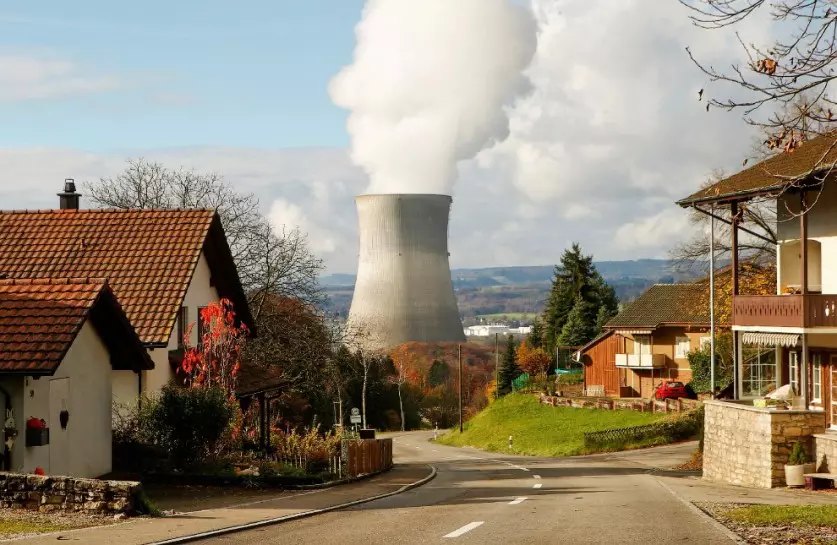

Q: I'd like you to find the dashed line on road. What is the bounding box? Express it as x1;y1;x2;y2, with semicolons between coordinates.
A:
443;521;484;538
509;497;528;505
533;484;542;489
415;446;421;450
533;475;541;479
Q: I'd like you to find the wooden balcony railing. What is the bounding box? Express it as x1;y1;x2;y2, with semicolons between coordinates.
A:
733;294;837;328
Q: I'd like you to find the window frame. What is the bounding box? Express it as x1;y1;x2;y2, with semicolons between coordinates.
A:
674;336;690;359
633;335;651;356
177;307;188;349
812;353;823;402
789;351;800;396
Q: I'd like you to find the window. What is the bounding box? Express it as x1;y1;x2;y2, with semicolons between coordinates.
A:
675;336;690;359
633;335;651;356
813;353;823;402
789;351;800;395
177;307;188;348
699;336;712;350
743;348;777;397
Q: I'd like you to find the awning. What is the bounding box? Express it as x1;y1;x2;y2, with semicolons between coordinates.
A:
742;332;800;347
614;329;653;335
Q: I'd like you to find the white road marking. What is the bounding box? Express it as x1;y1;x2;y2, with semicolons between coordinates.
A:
533;475;541;479
533;484;542;489
415;446;421;450
509;497;528;505
432;449;439;452
443;522;485;538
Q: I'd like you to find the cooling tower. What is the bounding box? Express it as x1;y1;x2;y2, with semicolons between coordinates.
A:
347;194;465;351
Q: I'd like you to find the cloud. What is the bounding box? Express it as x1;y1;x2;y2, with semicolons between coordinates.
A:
0;53;122;101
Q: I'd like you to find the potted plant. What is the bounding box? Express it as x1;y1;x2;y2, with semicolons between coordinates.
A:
785;441;815;487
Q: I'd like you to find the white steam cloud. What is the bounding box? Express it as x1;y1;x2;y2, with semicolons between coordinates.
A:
330;0;537;195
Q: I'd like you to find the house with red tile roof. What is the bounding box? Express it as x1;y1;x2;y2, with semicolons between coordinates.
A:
0;182;255;410
0;278;151;477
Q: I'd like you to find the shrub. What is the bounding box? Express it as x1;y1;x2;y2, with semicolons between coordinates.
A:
788;441;810;465
154;385;236;468
687;346;732;394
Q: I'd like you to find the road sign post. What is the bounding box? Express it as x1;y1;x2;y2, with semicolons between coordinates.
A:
350;407;362;425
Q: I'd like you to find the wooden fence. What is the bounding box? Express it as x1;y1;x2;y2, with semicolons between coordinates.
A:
346;438;393;478
539;394;701;414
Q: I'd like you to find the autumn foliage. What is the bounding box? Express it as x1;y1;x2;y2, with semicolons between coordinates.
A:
516;341;552;377
180;298;249;397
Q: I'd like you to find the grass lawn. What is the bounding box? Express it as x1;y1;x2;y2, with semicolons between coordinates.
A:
0;520;71;537
437;394;670;457
725;505;837;527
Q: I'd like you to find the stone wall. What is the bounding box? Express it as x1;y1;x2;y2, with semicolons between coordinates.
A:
814;434;837;473
703;400;826;488
0;473;141;513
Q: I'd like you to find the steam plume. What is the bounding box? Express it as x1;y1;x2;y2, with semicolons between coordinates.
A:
330;0;537;195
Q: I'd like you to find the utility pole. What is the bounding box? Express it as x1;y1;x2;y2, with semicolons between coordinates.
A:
494;333;499;399
458;344;463;433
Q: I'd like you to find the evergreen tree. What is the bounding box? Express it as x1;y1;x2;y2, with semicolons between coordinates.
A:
528;319;544;349
542;243;619;354
558;297;596;347
498;335;521;396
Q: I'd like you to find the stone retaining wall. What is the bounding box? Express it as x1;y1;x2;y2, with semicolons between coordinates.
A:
814;434;837;473
539;394;700;413
0;473;141;513
703;400;826;488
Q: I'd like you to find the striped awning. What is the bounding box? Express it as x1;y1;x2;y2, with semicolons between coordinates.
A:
742;332;800;347
614;329;653;335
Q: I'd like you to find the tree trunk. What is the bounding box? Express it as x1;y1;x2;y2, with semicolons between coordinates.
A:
398;382;405;432
362;362;368;429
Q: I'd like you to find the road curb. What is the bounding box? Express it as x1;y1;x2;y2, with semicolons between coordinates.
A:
148;464;438;545
652;476;747;545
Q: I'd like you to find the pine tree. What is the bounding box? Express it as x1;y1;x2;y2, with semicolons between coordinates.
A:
427;359;450;387
498;335;521;396
542;243;618;356
528;319;544;349
557;297;595;347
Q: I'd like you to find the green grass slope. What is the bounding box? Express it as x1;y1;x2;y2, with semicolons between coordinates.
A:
437;394;669;457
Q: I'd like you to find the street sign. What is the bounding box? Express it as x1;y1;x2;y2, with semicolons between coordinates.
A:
350;414;362;424
350;407;360;416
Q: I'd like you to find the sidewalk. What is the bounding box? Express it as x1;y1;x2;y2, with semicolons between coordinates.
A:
17;464;434;545
656;473;837;506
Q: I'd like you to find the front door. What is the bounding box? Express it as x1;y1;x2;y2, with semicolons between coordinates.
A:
48;378;70;476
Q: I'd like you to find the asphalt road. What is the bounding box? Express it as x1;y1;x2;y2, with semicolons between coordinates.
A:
198;432;734;544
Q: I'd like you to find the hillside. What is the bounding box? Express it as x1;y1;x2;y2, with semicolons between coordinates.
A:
320;259;695;319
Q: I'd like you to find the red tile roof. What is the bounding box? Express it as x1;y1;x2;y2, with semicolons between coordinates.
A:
0;278;151;374
678;131;837;206
0;208;253;345
605;284;710;329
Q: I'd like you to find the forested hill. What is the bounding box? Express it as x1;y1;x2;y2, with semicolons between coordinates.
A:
321;259;696;320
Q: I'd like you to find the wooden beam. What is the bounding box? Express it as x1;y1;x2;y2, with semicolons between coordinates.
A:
730;202;739;296
800;191;809;295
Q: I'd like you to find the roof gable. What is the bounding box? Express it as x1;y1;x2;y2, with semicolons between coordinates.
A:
0;278;151;374
0;208;253;345
678;131;837;206
605;284;709;329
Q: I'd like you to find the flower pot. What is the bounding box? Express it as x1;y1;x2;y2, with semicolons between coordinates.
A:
785;464;807;487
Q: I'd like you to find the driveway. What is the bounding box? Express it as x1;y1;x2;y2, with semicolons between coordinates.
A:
200;431;734;544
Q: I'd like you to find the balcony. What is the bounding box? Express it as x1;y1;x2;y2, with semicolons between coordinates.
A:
733;294;837;328
615;353;666;369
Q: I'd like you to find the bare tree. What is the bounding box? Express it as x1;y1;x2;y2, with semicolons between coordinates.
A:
86;159;324;307
671;171;778;272
681;0;837;147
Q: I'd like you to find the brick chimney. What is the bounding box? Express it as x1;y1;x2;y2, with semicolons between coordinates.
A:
57;178;81;210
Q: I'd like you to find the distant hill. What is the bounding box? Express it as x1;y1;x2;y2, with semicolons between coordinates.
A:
320;259;684;288
320;259;697;320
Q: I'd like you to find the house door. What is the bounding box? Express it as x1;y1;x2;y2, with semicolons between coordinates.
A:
48;378;70;476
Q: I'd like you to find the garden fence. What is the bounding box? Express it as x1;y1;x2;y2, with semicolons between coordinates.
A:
583;424;660;448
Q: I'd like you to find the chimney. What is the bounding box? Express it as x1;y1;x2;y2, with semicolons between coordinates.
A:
57;178;81;210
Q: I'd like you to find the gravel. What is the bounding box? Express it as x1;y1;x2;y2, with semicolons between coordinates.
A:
0;509;118;540
696;502;837;545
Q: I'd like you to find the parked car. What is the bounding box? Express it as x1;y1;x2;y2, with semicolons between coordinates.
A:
654;380;689;400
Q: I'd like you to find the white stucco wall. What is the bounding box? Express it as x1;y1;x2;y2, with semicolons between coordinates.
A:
112;370;139;419
777;182;837;293
141;251;220;397
7;322;113;478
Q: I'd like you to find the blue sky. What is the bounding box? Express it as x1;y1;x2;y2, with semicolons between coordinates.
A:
0;2;760;273
0;1;362;149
